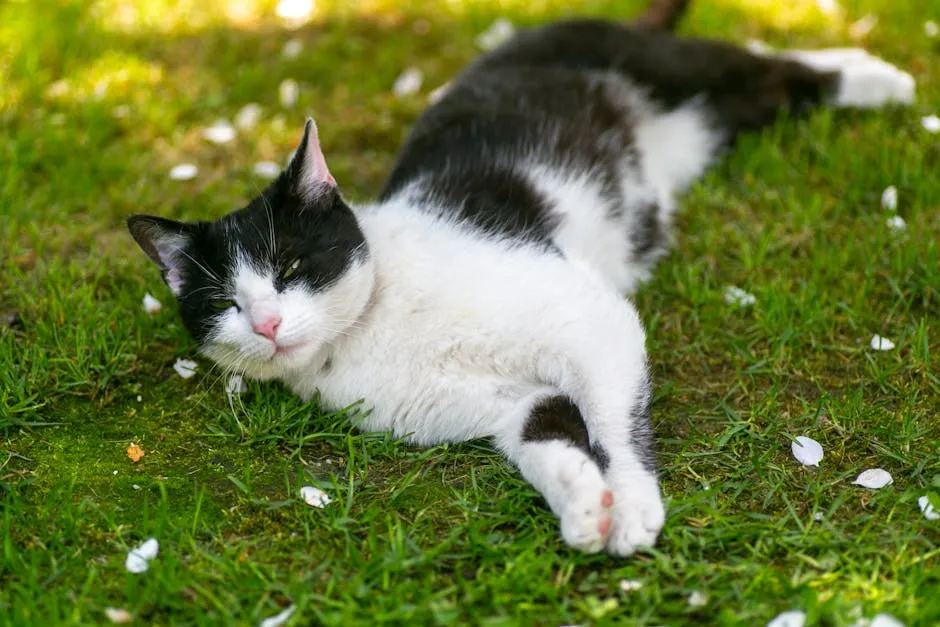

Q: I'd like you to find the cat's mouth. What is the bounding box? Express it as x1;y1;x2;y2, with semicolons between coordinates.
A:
273;341;308;357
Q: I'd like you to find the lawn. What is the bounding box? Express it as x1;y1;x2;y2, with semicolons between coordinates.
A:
1;0;938;625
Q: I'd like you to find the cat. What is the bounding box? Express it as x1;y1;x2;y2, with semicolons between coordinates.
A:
127;0;915;556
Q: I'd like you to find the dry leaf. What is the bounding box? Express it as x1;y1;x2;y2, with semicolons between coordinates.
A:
127;442;144;463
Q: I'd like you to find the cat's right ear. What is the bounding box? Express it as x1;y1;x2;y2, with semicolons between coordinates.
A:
287;118;337;203
127;215;193;296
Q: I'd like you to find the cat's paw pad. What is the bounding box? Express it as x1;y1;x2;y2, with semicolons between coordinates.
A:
605;474;665;557
558;463;614;554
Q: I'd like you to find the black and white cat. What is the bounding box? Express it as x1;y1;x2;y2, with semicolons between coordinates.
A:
128;0;914;556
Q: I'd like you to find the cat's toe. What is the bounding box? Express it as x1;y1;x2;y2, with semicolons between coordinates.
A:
605;477;665;557
558;472;614;554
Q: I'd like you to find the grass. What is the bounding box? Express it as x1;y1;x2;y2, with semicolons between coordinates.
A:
1;0;939;624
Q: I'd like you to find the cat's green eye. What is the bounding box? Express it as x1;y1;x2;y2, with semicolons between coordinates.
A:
280;258;302;281
210;299;236;311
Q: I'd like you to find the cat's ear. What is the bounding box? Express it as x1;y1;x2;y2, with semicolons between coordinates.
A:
127;215;193;296
287;118;336;202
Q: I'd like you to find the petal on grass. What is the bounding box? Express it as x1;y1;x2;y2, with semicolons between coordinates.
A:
791;436;824;467
880;185;897;210
235;103;263;130
281;38;304;59
922;115;940;133
260;605;296;627
723;285;756;306
767;611;806;627
870;614;905;627
853;468;893;489
104;607;133;624
918;495;939;520
253;161;281;179
885;216;906;232
619;579;643;592
173;359;198;379
202;120;236;144
687;591;708;607
926;21;939;37
169;164;198;181
848;14;877;39
476;18;515;50
124;538;159;574
142;293;162;314
870;335;895;351
300;485;331;508
393;67;423;97
279;79;299;108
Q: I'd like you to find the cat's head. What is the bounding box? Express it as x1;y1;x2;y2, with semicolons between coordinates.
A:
128;119;374;380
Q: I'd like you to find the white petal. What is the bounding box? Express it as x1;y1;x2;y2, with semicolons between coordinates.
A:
104;607;133;624
767;610;807;627
813;511;824;521
926;21;939;37
142;293;162;314
169;164;198;181
687;591;708;607
124;539;158;573
279;79;299;108
791;436;824;467
393;67;423;97
124;552;148;573
235;103;263;130
885;215;906;232
922;115;940;133
136;538;159;559
619;579;643;592
203;120;236;144
870;335;896;351
173;358;198;379
723;285;756;306
918;495;940;520
476;18;515;51
880;185;897;210
282;38;304;59
260;605;296;627
300;485;331;508
253;161;281;179
853;468;893;489
870;613;905;627
848;14;877;39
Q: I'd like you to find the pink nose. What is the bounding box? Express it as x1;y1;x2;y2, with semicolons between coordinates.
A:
252;315;281;341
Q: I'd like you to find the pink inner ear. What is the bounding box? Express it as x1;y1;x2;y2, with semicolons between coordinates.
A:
301;120;335;191
166;268;184;295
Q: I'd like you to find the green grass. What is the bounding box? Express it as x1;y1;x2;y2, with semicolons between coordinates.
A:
2;0;939;624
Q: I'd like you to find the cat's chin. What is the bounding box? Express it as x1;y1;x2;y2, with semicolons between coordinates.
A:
201;340;323;382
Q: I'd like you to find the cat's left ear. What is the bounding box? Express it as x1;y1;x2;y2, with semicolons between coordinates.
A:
288;118;336;202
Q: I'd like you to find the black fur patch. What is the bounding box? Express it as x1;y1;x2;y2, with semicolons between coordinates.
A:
521;395;609;471
128;172;367;346
627;374;658;474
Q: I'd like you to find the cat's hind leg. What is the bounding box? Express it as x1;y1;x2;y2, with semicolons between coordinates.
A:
495;394;615;554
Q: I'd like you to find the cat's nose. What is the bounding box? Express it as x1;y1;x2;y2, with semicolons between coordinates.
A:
252;315;281;341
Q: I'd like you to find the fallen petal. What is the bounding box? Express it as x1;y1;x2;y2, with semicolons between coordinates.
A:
870;335;896;351
880;185;897;211
922;115;940;133
918;495;939;520
848;14;877;39
853;468;893;489
202;120;236;145
767;610;806;627
813;511;824;522
279;79;299;108
927;21;939;37
235;103;263;130
253;161;281;179
885;215;906;232
104;607;133;624
870;613;905;627
260;605;296;627
723;285;756;307
476;18;515;51
124;537;158;573
300;485;331;508
169;164;198;181
393;67;423;97
619;579;643;592
791;436;824;467
687;591;708;607
173;358;198;379
136;538;159;560
142;293;162;314
282;38;304;59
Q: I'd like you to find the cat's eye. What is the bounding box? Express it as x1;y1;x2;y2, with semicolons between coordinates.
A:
280;258;302;281
210;299;237;311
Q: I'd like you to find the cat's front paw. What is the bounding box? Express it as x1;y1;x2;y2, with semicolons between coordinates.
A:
558;461;614;554
605;472;665;557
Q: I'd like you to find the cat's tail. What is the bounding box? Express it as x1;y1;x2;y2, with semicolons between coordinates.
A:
629;0;691;31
